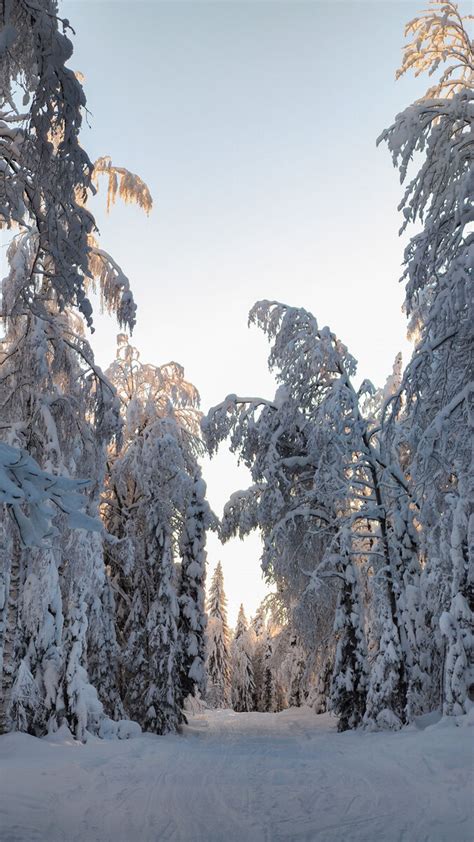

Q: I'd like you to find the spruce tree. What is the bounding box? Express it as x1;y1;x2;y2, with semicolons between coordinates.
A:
231;605;255;712
178;470;212;704
205;563;231;708
260;637;276;713
287;635;306;708
251;603;268;711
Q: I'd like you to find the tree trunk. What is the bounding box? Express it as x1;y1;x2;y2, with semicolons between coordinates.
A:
0;525;22;734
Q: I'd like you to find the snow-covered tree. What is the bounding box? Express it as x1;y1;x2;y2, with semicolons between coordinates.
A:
0;0;154;739
0;296;122;738
326;533;368;731
0;144;153;736
250;602;268;711
103;337;205;733
205;562;231;708
272;629;302;710
379;0;473;715
259;637;277;713
231;605;255;712
0;442;101;734
204;301;432;729
251;598;305;712
0;2;88;321
0;443;97;545
178;469;213;704
0;1;141;328
285;635;306;708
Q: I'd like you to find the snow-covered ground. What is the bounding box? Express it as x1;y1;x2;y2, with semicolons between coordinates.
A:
0;707;472;842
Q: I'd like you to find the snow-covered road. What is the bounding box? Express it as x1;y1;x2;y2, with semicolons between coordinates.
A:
0;707;472;842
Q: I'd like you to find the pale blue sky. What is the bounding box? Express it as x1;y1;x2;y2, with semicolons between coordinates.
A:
62;0;427;624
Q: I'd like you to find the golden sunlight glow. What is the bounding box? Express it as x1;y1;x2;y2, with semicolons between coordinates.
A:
92;156;153;215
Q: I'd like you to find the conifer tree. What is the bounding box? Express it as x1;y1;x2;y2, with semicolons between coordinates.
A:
205;562;231;708
260;637;276;713
251;603;268;711
178;470;213;703
286;635;307;708
231;605;255;712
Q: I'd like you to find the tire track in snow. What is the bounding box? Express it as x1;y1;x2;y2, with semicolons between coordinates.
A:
0;708;472;842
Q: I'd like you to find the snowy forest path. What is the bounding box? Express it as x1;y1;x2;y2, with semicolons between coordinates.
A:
0;707;472;842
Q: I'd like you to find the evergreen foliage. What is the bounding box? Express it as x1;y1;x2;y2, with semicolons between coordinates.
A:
231;605;255;712
205;563;231;708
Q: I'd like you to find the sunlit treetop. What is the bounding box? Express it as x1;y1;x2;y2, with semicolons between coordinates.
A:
397;0;473;98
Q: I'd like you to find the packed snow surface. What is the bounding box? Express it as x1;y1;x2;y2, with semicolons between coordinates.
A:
0;707;472;842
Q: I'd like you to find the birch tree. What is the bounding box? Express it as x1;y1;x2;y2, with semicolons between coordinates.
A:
204;301;431;729
379;0;473;715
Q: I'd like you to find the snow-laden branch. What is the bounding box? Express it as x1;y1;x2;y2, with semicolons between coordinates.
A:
0;441;100;547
